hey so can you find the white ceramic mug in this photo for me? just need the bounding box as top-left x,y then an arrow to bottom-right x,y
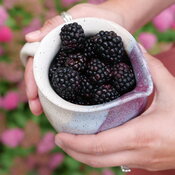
20,17 -> 153,134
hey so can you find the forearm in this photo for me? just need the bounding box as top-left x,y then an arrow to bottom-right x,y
98,0 -> 175,32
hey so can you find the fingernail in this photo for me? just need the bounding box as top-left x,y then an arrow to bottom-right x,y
25,30 -> 41,39
138,43 -> 147,53
55,136 -> 63,147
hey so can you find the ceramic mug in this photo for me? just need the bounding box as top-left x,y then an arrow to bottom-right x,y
20,17 -> 153,134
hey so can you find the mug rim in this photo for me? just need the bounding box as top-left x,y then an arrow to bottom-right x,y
33,17 -> 153,113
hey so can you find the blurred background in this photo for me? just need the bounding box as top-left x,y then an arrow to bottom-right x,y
0,0 -> 174,175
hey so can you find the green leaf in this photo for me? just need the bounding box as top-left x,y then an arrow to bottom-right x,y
0,152 -> 13,169
3,146 -> 33,157
0,80 -> 10,95
6,17 -> 16,28
0,169 -> 9,175
64,156 -> 81,170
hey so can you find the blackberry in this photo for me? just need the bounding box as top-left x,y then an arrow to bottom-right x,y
79,76 -> 94,98
92,84 -> 120,104
60,22 -> 85,51
112,62 -> 136,94
65,53 -> 87,72
50,67 -> 81,102
74,96 -> 85,105
86,58 -> 112,84
48,49 -> 68,79
122,51 -> 132,65
73,96 -> 92,105
49,64 -> 58,79
93,31 -> 125,63
54,48 -> 68,66
84,36 -> 97,58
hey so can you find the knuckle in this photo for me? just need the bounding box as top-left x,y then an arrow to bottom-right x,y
42,16 -> 60,29
133,128 -> 155,149
43,19 -> 54,27
90,138 -> 106,154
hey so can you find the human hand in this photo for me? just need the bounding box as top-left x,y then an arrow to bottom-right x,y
54,53 -> 175,171
24,3 -> 125,115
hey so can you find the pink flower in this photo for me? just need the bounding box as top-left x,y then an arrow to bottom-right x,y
169,4 -> 175,14
37,132 -> 55,153
49,153 -> 64,169
171,22 -> 175,29
26,155 -> 37,169
38,166 -> 52,175
1,128 -> 24,147
0,6 -> 8,26
61,0 -> 81,7
138,32 -> 157,50
102,169 -> 115,175
45,10 -> 58,20
0,26 -> 13,42
44,0 -> 56,9
88,0 -> 106,4
23,18 -> 42,35
3,0 -> 18,9
152,9 -> 174,32
2,91 -> 20,110
17,81 -> 28,103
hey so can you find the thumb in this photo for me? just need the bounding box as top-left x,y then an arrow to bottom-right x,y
25,15 -> 64,42
144,53 -> 174,93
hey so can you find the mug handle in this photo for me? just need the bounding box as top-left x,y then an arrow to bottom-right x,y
20,42 -> 40,66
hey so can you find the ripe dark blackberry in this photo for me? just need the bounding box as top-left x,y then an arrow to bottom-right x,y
79,76 -> 94,98
74,96 -> 86,105
73,96 -> 92,105
60,22 -> 85,51
54,48 -> 68,66
122,51 -> 132,65
92,84 -> 120,104
93,31 -> 125,63
84,36 -> 97,58
49,64 -> 57,79
65,53 -> 87,72
112,62 -> 136,94
50,67 -> 81,102
86,58 -> 112,84
48,49 -> 68,79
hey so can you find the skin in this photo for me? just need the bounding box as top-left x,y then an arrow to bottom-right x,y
24,0 -> 175,171
55,53 -> 175,171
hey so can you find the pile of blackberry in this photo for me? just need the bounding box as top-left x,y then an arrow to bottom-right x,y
49,22 -> 136,105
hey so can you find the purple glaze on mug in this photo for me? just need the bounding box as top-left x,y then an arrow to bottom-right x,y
97,44 -> 150,132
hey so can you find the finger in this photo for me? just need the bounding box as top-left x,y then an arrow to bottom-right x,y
25,58 -> 38,100
25,15 -> 64,42
144,53 -> 175,93
29,98 -> 43,116
55,123 -> 138,155
62,148 -> 138,168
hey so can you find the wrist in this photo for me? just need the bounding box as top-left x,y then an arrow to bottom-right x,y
97,0 -> 175,33
97,0 -> 134,33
